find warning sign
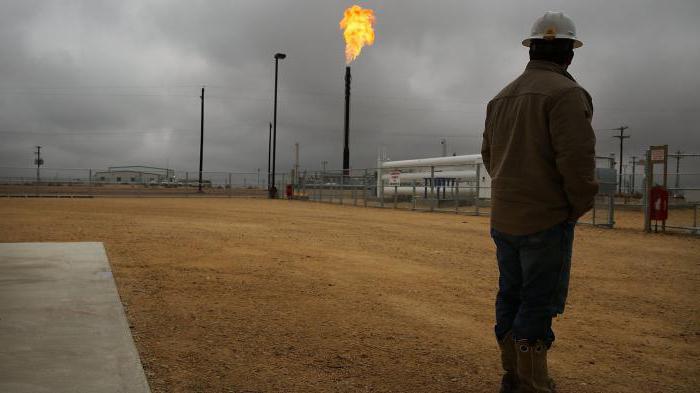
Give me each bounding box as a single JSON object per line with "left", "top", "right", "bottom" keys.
{"left": 649, "top": 145, "right": 668, "bottom": 164}
{"left": 389, "top": 170, "right": 401, "bottom": 186}
{"left": 651, "top": 149, "right": 666, "bottom": 162}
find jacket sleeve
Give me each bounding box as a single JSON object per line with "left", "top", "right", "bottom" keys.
{"left": 481, "top": 102, "right": 492, "bottom": 175}
{"left": 549, "top": 87, "right": 599, "bottom": 220}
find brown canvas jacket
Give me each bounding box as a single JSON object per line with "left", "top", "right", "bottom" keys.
{"left": 481, "top": 60, "right": 599, "bottom": 235}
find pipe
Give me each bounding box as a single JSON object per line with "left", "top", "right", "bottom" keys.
{"left": 380, "top": 154, "right": 482, "bottom": 169}
{"left": 380, "top": 170, "right": 477, "bottom": 181}
{"left": 381, "top": 185, "right": 479, "bottom": 196}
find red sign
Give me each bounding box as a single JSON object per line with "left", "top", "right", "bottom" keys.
{"left": 649, "top": 186, "right": 669, "bottom": 221}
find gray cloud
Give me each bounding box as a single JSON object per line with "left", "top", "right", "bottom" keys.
{"left": 1, "top": 0, "right": 699, "bottom": 175}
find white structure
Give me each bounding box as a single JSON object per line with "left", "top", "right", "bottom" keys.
{"left": 377, "top": 154, "right": 491, "bottom": 199}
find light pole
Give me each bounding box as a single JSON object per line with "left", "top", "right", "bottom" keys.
{"left": 267, "top": 122, "right": 272, "bottom": 190}
{"left": 198, "top": 86, "right": 205, "bottom": 193}
{"left": 270, "top": 52, "right": 286, "bottom": 198}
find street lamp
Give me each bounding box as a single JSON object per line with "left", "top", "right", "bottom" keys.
{"left": 267, "top": 122, "right": 272, "bottom": 190}
{"left": 270, "top": 52, "right": 286, "bottom": 198}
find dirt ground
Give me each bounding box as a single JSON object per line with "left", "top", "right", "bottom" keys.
{"left": 1, "top": 198, "right": 698, "bottom": 393}
{"left": 0, "top": 183, "right": 266, "bottom": 197}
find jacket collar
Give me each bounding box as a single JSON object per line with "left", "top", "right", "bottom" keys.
{"left": 526, "top": 60, "right": 576, "bottom": 82}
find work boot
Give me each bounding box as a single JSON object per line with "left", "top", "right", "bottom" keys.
{"left": 515, "top": 339, "right": 556, "bottom": 393}
{"left": 497, "top": 331, "right": 518, "bottom": 393}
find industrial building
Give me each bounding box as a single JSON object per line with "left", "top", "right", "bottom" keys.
{"left": 93, "top": 166, "right": 175, "bottom": 184}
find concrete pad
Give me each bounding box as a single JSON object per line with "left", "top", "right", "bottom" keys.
{"left": 0, "top": 242, "right": 151, "bottom": 393}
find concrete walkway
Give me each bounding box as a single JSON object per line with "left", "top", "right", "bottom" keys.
{"left": 0, "top": 242, "right": 150, "bottom": 393}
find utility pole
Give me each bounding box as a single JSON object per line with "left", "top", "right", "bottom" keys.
{"left": 630, "top": 156, "right": 637, "bottom": 195}
{"left": 294, "top": 142, "right": 299, "bottom": 187}
{"left": 674, "top": 150, "right": 683, "bottom": 196}
{"left": 440, "top": 138, "right": 447, "bottom": 157}
{"left": 611, "top": 126, "right": 630, "bottom": 194}
{"left": 198, "top": 86, "right": 205, "bottom": 193}
{"left": 34, "top": 146, "right": 43, "bottom": 183}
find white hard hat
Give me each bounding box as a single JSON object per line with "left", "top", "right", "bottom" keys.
{"left": 522, "top": 11, "right": 582, "bottom": 48}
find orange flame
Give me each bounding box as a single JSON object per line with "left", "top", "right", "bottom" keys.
{"left": 339, "top": 5, "right": 376, "bottom": 64}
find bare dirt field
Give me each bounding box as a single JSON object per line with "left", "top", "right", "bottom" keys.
{"left": 0, "top": 183, "right": 266, "bottom": 197}
{"left": 1, "top": 198, "right": 698, "bottom": 393}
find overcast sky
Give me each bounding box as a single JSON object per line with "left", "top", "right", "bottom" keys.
{"left": 1, "top": 0, "right": 699, "bottom": 176}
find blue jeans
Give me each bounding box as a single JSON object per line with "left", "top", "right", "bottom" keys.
{"left": 491, "top": 221, "right": 575, "bottom": 344}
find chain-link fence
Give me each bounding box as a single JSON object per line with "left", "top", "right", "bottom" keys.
{"left": 577, "top": 156, "right": 617, "bottom": 228}
{"left": 642, "top": 152, "right": 700, "bottom": 235}
{"left": 299, "top": 160, "right": 490, "bottom": 216}
{"left": 298, "top": 156, "right": 617, "bottom": 228}
{"left": 0, "top": 166, "right": 270, "bottom": 197}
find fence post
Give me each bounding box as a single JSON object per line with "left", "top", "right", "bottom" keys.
{"left": 475, "top": 164, "right": 481, "bottom": 216}
{"left": 331, "top": 178, "right": 335, "bottom": 203}
{"left": 88, "top": 169, "right": 92, "bottom": 195}
{"left": 430, "top": 166, "right": 435, "bottom": 212}
{"left": 330, "top": 176, "right": 334, "bottom": 203}
{"left": 137, "top": 172, "right": 142, "bottom": 197}
{"left": 380, "top": 177, "right": 385, "bottom": 208}
{"left": 228, "top": 173, "right": 232, "bottom": 197}
{"left": 455, "top": 180, "right": 459, "bottom": 213}
{"left": 353, "top": 176, "right": 357, "bottom": 206}
{"left": 592, "top": 196, "right": 597, "bottom": 225}
{"left": 319, "top": 173, "right": 324, "bottom": 202}
{"left": 607, "top": 157, "right": 615, "bottom": 227}
{"left": 643, "top": 149, "right": 651, "bottom": 232}
{"left": 393, "top": 184, "right": 398, "bottom": 209}
{"left": 608, "top": 188, "right": 615, "bottom": 227}
{"left": 412, "top": 179, "right": 417, "bottom": 211}
{"left": 363, "top": 169, "right": 368, "bottom": 207}
{"left": 281, "top": 174, "right": 286, "bottom": 199}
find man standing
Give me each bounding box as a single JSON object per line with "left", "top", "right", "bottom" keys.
{"left": 481, "top": 11, "right": 598, "bottom": 393}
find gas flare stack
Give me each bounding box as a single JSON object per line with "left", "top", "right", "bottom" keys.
{"left": 343, "top": 66, "right": 351, "bottom": 176}
{"left": 339, "top": 4, "right": 376, "bottom": 177}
